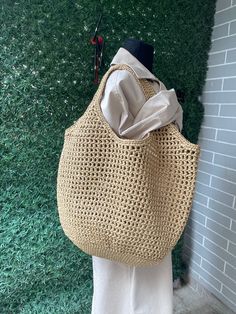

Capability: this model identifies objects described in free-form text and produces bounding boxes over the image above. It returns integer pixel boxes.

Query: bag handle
[94,63,157,105]
[138,79,157,101]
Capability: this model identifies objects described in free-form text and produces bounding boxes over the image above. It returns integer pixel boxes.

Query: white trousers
[91,251,173,314]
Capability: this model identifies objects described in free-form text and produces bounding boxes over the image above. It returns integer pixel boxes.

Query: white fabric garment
[91,47,183,314]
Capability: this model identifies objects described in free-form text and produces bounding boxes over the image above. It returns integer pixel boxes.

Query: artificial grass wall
[1,1,216,313]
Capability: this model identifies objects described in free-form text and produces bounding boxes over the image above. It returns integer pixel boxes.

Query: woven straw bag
[56,63,201,267]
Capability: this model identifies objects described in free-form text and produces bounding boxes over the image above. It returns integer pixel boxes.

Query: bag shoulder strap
[139,79,157,101]
[94,63,157,105]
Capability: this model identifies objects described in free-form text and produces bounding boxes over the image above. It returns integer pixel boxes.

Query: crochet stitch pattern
[57,64,201,267]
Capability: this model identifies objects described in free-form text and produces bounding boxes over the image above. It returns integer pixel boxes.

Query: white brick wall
[182,1,236,312]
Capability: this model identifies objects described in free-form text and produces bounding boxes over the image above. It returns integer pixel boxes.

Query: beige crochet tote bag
[56,63,201,267]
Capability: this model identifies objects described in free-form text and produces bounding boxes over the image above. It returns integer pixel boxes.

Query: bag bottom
[76,240,165,267]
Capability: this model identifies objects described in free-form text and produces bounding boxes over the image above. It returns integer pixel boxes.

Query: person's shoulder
[108,68,142,91]
[101,69,137,96]
[107,68,137,82]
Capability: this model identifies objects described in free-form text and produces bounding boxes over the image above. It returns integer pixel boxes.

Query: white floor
[173,284,235,314]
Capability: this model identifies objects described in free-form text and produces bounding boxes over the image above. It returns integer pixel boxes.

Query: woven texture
[57,64,201,267]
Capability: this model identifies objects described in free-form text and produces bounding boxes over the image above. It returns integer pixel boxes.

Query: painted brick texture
[182,1,236,312]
